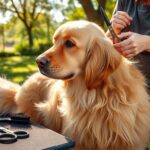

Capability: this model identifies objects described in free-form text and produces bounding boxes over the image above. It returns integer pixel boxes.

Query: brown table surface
[0,122,75,150]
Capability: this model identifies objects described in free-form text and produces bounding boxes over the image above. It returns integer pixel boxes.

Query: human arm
[114,32,150,58]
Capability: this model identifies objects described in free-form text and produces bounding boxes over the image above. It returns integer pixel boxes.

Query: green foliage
[0,0,118,84]
[50,0,86,22]
[147,144,150,150]
[106,0,116,19]
[103,0,116,30]
[0,56,37,84]
[15,39,51,55]
[0,0,52,47]
[0,24,3,33]
[0,52,18,57]
[66,7,86,21]
[0,0,118,57]
[15,41,31,55]
[33,38,51,53]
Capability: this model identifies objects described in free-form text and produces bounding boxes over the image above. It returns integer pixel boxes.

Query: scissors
[0,113,30,124]
[98,3,121,43]
[0,126,29,144]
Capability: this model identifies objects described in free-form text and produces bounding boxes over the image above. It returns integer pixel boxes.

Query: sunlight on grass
[11,66,37,73]
[0,56,38,84]
[27,64,37,69]
[11,67,30,73]
[13,76,26,83]
[6,56,22,62]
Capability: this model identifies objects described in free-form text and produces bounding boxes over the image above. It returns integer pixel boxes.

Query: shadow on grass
[0,56,38,84]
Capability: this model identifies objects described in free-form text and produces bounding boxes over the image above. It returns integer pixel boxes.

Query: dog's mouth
[61,73,75,80]
[39,68,75,80]
[39,68,49,77]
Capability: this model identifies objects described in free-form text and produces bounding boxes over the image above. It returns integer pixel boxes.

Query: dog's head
[36,20,121,89]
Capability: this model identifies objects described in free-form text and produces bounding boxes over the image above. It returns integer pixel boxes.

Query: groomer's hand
[114,32,150,58]
[111,11,132,34]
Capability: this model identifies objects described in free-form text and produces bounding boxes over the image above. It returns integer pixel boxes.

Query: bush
[34,39,50,54]
[15,42,32,55]
[15,39,51,55]
[0,52,19,57]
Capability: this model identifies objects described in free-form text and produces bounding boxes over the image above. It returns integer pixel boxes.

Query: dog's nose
[36,57,49,68]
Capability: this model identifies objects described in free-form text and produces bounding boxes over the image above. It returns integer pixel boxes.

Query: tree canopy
[0,0,117,54]
[0,0,51,48]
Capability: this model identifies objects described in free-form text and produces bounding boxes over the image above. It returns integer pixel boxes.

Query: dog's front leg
[35,90,62,133]
[0,78,20,114]
[15,73,54,123]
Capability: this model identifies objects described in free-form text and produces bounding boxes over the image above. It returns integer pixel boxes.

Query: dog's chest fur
[52,74,150,150]
[57,78,116,149]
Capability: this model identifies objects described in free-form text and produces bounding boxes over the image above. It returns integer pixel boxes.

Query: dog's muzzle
[36,57,49,68]
[36,57,50,76]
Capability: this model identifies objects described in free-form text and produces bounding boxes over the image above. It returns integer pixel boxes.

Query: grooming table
[0,123,75,150]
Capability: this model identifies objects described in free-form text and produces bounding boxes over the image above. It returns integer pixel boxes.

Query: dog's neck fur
[61,58,138,110]
[57,58,149,149]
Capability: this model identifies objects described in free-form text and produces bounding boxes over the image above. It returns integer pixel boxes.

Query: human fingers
[118,32,133,40]
[122,49,136,58]
[113,14,130,27]
[111,17,127,30]
[113,41,122,52]
[121,44,135,51]
[117,11,132,23]
[113,37,132,49]
[125,54,134,59]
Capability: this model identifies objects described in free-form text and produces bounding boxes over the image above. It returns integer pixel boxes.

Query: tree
[0,0,51,48]
[77,0,106,26]
[61,0,86,21]
[77,0,116,27]
[0,24,5,52]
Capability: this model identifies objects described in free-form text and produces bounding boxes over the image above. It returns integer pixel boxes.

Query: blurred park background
[0,0,116,84]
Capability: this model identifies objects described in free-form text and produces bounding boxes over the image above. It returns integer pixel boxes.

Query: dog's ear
[85,37,121,90]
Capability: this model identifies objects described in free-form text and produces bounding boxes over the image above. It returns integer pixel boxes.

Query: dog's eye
[64,40,75,48]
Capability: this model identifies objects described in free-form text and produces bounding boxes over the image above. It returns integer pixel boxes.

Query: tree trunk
[26,26,33,49]
[78,0,107,27]
[2,25,5,52]
[46,15,50,45]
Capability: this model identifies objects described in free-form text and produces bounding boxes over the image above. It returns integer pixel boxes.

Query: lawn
[0,56,38,84]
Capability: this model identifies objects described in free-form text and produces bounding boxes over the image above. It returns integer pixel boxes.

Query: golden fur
[0,20,150,150]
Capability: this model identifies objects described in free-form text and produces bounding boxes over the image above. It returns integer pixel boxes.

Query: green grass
[0,56,38,84]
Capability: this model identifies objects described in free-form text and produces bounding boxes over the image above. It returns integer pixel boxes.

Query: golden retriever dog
[0,20,150,150]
